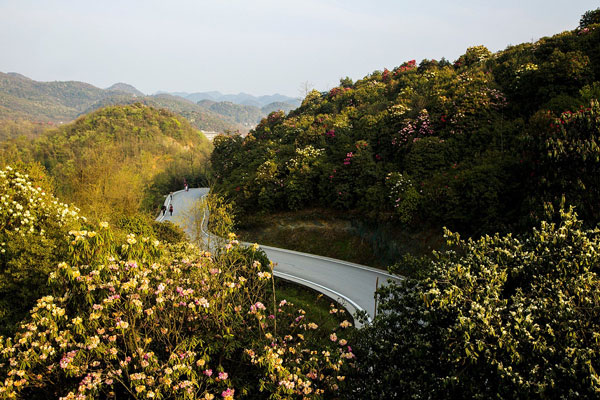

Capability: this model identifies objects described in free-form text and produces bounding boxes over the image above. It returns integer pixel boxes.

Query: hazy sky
[0,0,597,97]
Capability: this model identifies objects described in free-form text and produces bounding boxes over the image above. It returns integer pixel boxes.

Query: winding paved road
[157,188,401,326]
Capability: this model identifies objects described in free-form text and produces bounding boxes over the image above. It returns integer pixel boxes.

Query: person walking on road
[161,204,166,216]
[169,204,174,216]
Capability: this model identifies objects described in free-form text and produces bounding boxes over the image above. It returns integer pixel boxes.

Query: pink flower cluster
[343,152,353,166]
[59,350,77,369]
[250,301,266,313]
[393,110,434,145]
[395,59,417,74]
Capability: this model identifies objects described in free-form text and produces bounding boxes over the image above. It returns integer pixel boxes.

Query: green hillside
[0,103,212,220]
[261,101,297,114]
[212,17,600,240]
[106,82,145,96]
[0,72,105,120]
[84,93,246,133]
[195,99,299,128]
[197,99,264,125]
[0,73,242,133]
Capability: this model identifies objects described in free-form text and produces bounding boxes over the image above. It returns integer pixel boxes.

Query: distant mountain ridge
[0,72,244,133]
[156,91,302,126]
[0,72,302,135]
[158,90,301,108]
[105,82,145,96]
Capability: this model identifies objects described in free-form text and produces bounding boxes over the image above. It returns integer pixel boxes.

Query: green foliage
[205,194,237,239]
[530,100,600,223]
[151,220,187,244]
[455,45,492,67]
[0,104,212,223]
[116,214,157,237]
[0,119,51,142]
[349,206,600,399]
[212,11,600,240]
[0,226,354,399]
[0,166,82,336]
[579,8,600,28]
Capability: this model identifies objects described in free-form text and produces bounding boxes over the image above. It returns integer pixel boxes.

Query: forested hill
[0,72,243,135]
[212,14,600,237]
[0,103,212,220]
[0,71,110,121]
[194,99,303,127]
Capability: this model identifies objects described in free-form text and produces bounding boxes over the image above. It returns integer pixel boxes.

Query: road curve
[157,188,401,326]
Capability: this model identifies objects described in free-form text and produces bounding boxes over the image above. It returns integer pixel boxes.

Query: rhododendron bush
[0,166,82,335]
[0,168,354,399]
[348,205,600,398]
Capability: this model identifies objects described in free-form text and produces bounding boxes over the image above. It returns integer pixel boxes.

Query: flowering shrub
[392,109,434,145]
[349,205,600,398]
[385,172,420,223]
[0,166,83,335]
[532,100,600,223]
[393,59,417,75]
[284,146,325,210]
[546,100,600,162]
[455,45,492,67]
[0,172,355,398]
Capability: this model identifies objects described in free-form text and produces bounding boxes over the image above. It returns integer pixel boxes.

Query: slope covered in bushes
[348,205,600,399]
[0,103,212,221]
[212,14,600,237]
[0,167,356,399]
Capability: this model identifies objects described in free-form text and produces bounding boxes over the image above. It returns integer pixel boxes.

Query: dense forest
[212,13,600,239]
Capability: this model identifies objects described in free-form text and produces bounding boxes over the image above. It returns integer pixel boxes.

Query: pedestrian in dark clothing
[169,204,174,216]
[161,205,166,215]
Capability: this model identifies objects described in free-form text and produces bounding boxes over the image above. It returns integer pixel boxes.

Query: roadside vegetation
[0,166,356,399]
[236,208,446,269]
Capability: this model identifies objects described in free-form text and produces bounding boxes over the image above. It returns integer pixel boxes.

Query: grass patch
[270,278,354,335]
[237,209,382,267]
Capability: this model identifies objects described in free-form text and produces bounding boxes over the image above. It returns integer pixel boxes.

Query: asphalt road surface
[157,188,401,326]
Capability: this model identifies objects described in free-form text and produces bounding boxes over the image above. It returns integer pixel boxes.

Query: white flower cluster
[515,63,539,83]
[287,146,325,170]
[0,167,81,253]
[386,172,413,207]
[388,103,411,120]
